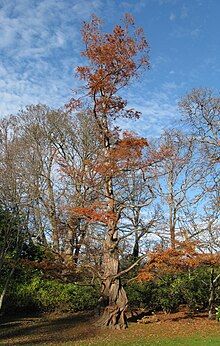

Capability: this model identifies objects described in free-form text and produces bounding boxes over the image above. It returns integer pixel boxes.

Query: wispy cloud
[180,5,188,19]
[170,24,202,39]
[116,87,179,138]
[169,13,176,21]
[120,0,147,13]
[0,0,102,116]
[0,0,218,141]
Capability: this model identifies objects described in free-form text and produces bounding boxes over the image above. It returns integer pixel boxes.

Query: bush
[180,268,210,312]
[151,274,183,313]
[36,280,99,311]
[126,275,183,313]
[5,275,100,312]
[126,281,154,309]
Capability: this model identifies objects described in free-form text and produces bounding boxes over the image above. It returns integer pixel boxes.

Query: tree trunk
[0,267,15,313]
[132,239,139,261]
[96,233,128,329]
[95,112,129,328]
[208,268,218,319]
[64,219,86,265]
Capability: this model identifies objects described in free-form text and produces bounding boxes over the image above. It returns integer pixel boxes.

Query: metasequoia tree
[67,14,150,328]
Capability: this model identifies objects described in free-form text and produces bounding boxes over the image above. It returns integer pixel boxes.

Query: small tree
[138,241,220,318]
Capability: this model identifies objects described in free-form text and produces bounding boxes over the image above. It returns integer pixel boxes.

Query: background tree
[154,130,207,248]
[57,110,103,265]
[0,204,28,311]
[179,88,219,251]
[115,156,162,263]
[179,88,220,165]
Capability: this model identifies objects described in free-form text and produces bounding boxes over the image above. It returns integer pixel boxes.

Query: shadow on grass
[127,308,208,323]
[0,311,99,345]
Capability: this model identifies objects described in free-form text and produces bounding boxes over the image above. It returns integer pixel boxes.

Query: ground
[0,309,219,345]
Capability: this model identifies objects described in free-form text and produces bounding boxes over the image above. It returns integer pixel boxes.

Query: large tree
[67,14,150,328]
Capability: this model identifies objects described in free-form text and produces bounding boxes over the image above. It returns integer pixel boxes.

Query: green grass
[2,335,219,346]
[117,336,220,346]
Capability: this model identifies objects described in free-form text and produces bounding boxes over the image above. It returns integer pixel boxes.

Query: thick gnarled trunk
[96,143,128,329]
[96,233,128,329]
[97,278,128,329]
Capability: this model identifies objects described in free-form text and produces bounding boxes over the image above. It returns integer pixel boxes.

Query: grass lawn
[0,310,219,345]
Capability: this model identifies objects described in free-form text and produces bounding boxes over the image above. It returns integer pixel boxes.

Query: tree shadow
[127,309,153,322]
[168,311,208,322]
[0,311,99,345]
[126,308,208,324]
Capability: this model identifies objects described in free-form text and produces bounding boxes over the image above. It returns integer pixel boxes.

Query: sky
[0,0,220,137]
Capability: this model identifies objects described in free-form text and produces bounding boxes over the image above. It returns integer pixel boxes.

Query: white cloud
[120,0,147,13]
[180,5,188,19]
[171,25,201,39]
[169,13,176,21]
[0,0,105,117]
[116,89,179,138]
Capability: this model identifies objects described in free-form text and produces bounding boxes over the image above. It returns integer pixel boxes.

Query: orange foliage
[138,241,220,282]
[113,131,149,160]
[66,13,149,119]
[66,204,117,225]
[93,131,172,176]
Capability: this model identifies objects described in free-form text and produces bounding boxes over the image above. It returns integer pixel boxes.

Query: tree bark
[96,126,128,329]
[208,268,220,319]
[96,233,128,329]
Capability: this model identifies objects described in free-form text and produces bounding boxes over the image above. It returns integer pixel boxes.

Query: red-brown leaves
[20,250,77,281]
[138,241,220,282]
[71,205,116,225]
[92,131,149,176]
[112,131,149,168]
[67,13,149,119]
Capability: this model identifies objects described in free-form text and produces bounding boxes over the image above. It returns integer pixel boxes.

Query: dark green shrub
[5,275,100,312]
[36,280,99,311]
[126,275,183,313]
[150,274,183,313]
[126,281,154,308]
[4,276,40,312]
[126,267,220,314]
[180,268,210,311]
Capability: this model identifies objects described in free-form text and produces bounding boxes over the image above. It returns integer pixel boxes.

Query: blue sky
[0,0,219,136]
